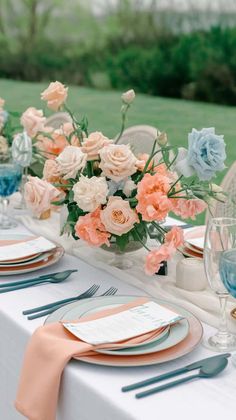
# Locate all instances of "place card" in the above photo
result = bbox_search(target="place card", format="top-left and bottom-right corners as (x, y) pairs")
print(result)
(63, 301), (183, 345)
(0, 236), (56, 261)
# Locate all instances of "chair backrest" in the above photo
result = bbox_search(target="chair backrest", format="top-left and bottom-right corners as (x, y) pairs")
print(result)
(45, 112), (72, 129)
(116, 125), (158, 155)
(205, 161), (236, 223)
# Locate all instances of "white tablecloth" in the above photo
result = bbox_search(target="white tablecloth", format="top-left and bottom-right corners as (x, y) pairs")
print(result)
(1, 209), (236, 420)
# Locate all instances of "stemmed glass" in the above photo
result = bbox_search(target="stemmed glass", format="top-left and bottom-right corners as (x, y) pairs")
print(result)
(204, 217), (236, 351)
(0, 154), (22, 229)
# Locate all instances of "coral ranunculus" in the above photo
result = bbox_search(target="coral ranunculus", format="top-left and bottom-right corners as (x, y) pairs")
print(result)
(165, 226), (184, 248)
(75, 208), (110, 247)
(136, 172), (173, 221)
(172, 198), (207, 220)
(145, 243), (175, 276)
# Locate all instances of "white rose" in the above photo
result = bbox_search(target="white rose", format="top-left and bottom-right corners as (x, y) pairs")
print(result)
(72, 175), (108, 212)
(0, 136), (8, 155)
(123, 179), (136, 197)
(99, 144), (138, 182)
(121, 89), (135, 105)
(81, 131), (113, 160)
(56, 146), (87, 179)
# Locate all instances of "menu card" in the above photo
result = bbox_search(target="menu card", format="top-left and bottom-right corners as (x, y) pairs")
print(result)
(63, 301), (183, 345)
(0, 236), (56, 261)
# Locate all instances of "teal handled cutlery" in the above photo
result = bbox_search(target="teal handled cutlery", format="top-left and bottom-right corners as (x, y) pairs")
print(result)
(135, 356), (228, 399)
(122, 353), (231, 392)
(23, 286), (118, 320)
(0, 270), (78, 293)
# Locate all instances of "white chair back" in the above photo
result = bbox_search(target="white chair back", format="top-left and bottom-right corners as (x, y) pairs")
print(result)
(116, 125), (158, 155)
(205, 161), (236, 223)
(45, 112), (72, 129)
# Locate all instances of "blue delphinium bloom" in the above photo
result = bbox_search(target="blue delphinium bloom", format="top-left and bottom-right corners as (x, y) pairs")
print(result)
(187, 128), (226, 181)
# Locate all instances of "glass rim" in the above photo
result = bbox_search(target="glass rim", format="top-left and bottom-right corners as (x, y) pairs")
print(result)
(209, 217), (236, 227)
(221, 249), (236, 264)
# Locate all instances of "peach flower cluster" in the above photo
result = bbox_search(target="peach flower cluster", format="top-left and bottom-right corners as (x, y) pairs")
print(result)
(145, 226), (184, 275)
(75, 208), (111, 247)
(136, 172), (173, 221)
(172, 198), (207, 220)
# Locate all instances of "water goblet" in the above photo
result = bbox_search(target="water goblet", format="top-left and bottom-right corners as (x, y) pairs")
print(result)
(203, 217), (236, 351)
(0, 156), (22, 229)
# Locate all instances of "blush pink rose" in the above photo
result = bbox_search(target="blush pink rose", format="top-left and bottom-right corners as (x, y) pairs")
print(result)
(75, 208), (111, 247)
(20, 107), (46, 138)
(41, 81), (68, 111)
(81, 131), (112, 160)
(145, 243), (175, 276)
(24, 176), (61, 217)
(172, 198), (207, 220)
(43, 159), (60, 183)
(100, 196), (139, 236)
(136, 172), (173, 221)
(99, 144), (139, 182)
(165, 226), (184, 248)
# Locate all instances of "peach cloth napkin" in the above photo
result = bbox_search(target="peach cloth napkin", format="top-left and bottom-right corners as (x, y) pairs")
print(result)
(15, 297), (162, 420)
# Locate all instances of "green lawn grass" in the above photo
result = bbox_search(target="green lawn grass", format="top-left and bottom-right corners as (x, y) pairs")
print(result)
(1, 78), (236, 224)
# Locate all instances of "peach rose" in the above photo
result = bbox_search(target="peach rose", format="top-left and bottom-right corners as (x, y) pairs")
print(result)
(145, 243), (175, 276)
(99, 144), (139, 182)
(56, 146), (87, 179)
(73, 175), (108, 212)
(43, 159), (60, 183)
(59, 122), (81, 147)
(100, 196), (139, 236)
(24, 176), (61, 217)
(75, 208), (110, 247)
(81, 131), (112, 160)
(172, 198), (207, 220)
(0, 97), (5, 110)
(41, 81), (68, 111)
(165, 226), (184, 248)
(20, 107), (46, 138)
(136, 172), (173, 221)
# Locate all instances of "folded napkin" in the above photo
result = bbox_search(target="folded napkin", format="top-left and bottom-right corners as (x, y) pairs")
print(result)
(15, 297), (162, 420)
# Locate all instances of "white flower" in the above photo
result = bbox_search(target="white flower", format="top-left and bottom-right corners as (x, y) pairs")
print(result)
(56, 146), (87, 179)
(99, 144), (138, 182)
(211, 183), (227, 202)
(0, 135), (8, 155)
(121, 89), (135, 105)
(73, 175), (108, 212)
(123, 179), (136, 197)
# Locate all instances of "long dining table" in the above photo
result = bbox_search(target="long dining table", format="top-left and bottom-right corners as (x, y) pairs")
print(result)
(1, 212), (236, 420)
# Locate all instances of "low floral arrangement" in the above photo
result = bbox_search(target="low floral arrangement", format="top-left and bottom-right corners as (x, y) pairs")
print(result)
(22, 81), (227, 275)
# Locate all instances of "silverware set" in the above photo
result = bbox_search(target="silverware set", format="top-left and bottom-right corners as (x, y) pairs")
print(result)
(122, 353), (231, 398)
(22, 285), (118, 320)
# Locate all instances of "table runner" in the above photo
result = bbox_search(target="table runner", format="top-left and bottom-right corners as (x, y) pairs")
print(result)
(15, 208), (236, 334)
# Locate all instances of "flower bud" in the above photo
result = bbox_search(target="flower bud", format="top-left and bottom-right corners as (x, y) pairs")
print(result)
(121, 89), (135, 105)
(157, 131), (168, 146)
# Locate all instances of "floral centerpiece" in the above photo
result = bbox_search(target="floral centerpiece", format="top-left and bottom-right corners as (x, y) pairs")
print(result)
(23, 81), (227, 275)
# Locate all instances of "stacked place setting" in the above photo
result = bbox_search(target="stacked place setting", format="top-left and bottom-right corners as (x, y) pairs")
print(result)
(180, 226), (205, 259)
(0, 234), (64, 276)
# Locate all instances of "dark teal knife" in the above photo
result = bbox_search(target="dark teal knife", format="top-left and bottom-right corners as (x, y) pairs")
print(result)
(121, 353), (231, 392)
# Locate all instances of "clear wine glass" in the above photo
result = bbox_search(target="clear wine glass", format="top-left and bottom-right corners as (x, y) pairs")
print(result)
(204, 217), (236, 351)
(0, 154), (22, 229)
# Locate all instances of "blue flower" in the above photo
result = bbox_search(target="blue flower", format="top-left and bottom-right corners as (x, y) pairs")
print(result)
(186, 128), (226, 181)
